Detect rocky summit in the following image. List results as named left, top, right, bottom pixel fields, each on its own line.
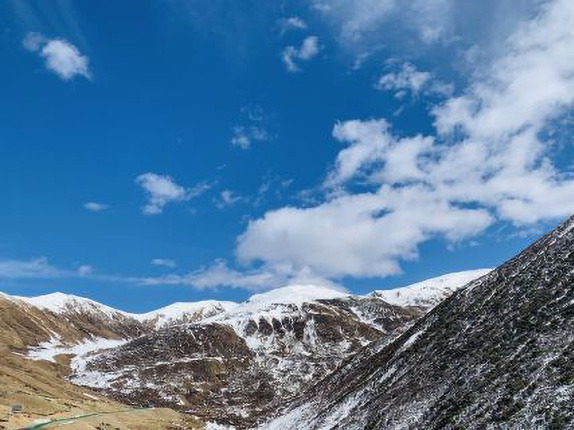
left=263, top=216, right=574, bottom=430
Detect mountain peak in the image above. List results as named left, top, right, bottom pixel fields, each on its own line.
left=247, top=284, right=351, bottom=305
left=370, top=269, right=492, bottom=308
left=13, top=291, right=128, bottom=317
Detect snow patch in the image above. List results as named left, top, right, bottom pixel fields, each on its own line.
left=206, top=423, right=237, bottom=430
left=26, top=337, right=128, bottom=363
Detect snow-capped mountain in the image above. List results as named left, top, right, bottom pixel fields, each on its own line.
left=263, top=217, right=574, bottom=430
left=1, top=269, right=487, bottom=429
left=370, top=269, right=492, bottom=309
left=133, top=300, right=239, bottom=328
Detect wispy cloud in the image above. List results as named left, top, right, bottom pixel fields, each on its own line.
left=0, top=258, right=96, bottom=280
left=151, top=258, right=177, bottom=268
left=139, top=259, right=341, bottom=292
left=282, top=36, right=322, bottom=72
left=78, top=264, right=94, bottom=276
left=215, top=190, right=244, bottom=209
left=278, top=16, right=308, bottom=35
left=23, top=32, right=91, bottom=81
left=84, top=202, right=109, bottom=212
left=231, top=126, right=270, bottom=150
left=376, top=62, right=453, bottom=99
left=136, top=173, right=211, bottom=215
left=231, top=104, right=274, bottom=150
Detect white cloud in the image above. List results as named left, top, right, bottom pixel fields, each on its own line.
left=311, top=0, right=545, bottom=59
left=311, top=0, right=452, bottom=49
left=279, top=17, right=308, bottom=35
left=78, top=265, right=94, bottom=276
left=237, top=191, right=491, bottom=278
left=0, top=257, right=66, bottom=279
left=23, top=32, right=91, bottom=80
left=135, top=173, right=210, bottom=215
left=139, top=259, right=341, bottom=291
left=151, top=258, right=177, bottom=268
left=240, top=104, right=266, bottom=122
left=326, top=119, right=435, bottom=187
left=215, top=190, right=244, bottom=209
left=84, top=202, right=109, bottom=212
left=231, top=126, right=270, bottom=150
left=236, top=0, right=574, bottom=279
left=376, top=62, right=453, bottom=98
left=282, top=36, right=322, bottom=72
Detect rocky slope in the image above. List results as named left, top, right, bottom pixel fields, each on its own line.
left=263, top=217, right=574, bottom=430
left=72, top=286, right=422, bottom=428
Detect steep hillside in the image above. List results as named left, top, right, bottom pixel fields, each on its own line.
left=263, top=217, right=574, bottom=429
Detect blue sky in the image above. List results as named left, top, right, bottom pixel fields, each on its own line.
left=1, top=0, right=573, bottom=312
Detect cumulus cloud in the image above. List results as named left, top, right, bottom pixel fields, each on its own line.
left=237, top=191, right=491, bottom=278
left=84, top=202, right=109, bottom=212
left=23, top=32, right=91, bottom=80
left=151, top=258, right=177, bottom=268
left=376, top=62, right=453, bottom=99
left=236, top=0, right=574, bottom=279
left=282, top=36, right=322, bottom=72
left=326, top=119, right=435, bottom=187
left=135, top=173, right=210, bottom=215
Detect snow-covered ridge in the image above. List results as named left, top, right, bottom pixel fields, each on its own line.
left=248, top=284, right=350, bottom=305
left=133, top=300, right=240, bottom=328
left=14, top=292, right=130, bottom=318
left=370, top=269, right=492, bottom=308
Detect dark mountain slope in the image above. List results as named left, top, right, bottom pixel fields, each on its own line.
left=264, top=217, right=574, bottom=430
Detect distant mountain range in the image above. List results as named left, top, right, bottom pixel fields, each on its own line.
left=0, top=269, right=489, bottom=428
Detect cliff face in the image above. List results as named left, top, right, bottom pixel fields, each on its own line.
left=263, top=217, right=574, bottom=430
